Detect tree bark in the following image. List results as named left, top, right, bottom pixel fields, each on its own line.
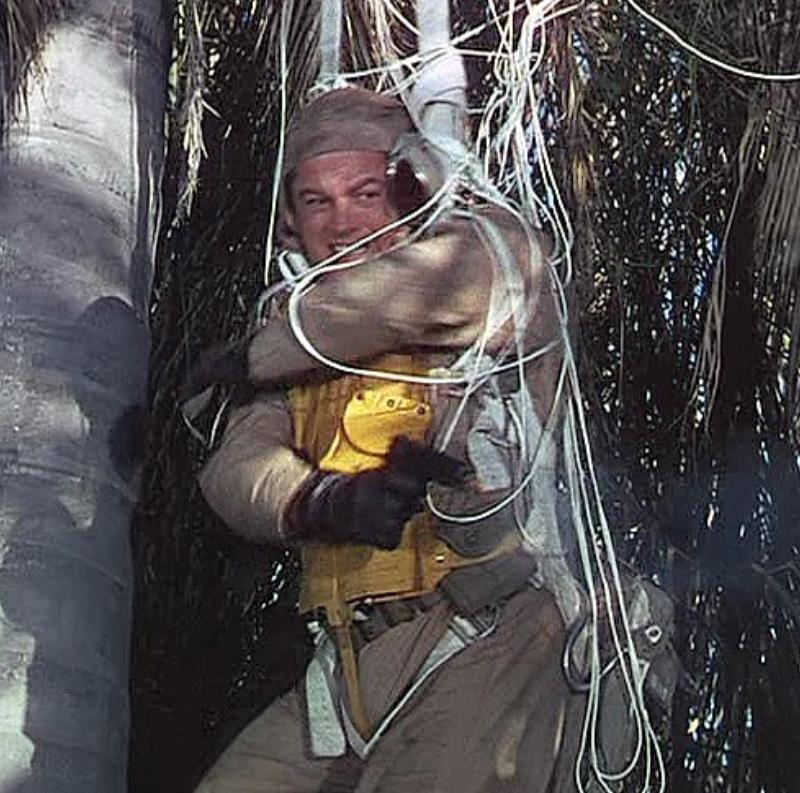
left=0, top=0, right=172, bottom=790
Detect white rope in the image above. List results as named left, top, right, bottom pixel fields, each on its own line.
left=425, top=208, right=566, bottom=526
left=364, top=0, right=410, bottom=94
left=557, top=291, right=666, bottom=792
left=261, top=0, right=291, bottom=287
left=265, top=3, right=668, bottom=790
left=628, top=0, right=800, bottom=82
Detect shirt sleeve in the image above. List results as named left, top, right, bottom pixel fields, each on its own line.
left=248, top=214, right=537, bottom=385
left=200, top=209, right=553, bottom=544
left=198, top=390, right=311, bottom=544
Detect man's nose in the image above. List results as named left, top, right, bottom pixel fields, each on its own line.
left=329, top=198, right=358, bottom=237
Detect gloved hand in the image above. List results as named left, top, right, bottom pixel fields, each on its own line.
left=178, top=337, right=251, bottom=402
left=287, top=436, right=470, bottom=550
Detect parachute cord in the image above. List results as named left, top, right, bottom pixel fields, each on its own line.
left=261, top=0, right=291, bottom=287
left=427, top=358, right=568, bottom=526
left=425, top=208, right=564, bottom=527
left=627, top=0, right=800, bottom=83
left=559, top=323, right=666, bottom=792
left=364, top=0, right=411, bottom=94
left=261, top=4, right=668, bottom=790
left=284, top=218, right=562, bottom=387
left=545, top=228, right=664, bottom=791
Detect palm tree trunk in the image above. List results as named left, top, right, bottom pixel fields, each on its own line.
left=0, top=0, right=172, bottom=790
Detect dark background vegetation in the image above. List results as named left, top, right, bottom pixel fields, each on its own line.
left=122, top=2, right=800, bottom=791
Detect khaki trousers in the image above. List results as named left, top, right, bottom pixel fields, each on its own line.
left=196, top=587, right=582, bottom=793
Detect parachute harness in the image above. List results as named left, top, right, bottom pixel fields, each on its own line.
left=263, top=2, right=666, bottom=791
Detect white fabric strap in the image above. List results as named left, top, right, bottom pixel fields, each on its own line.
left=305, top=631, right=348, bottom=757
left=417, top=0, right=450, bottom=54
left=410, top=0, right=468, bottom=164
left=319, top=0, right=343, bottom=88
left=348, top=613, right=491, bottom=759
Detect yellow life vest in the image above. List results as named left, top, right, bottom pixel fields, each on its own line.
left=288, top=354, right=517, bottom=625
left=288, top=354, right=519, bottom=738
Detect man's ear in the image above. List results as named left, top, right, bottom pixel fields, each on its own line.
left=277, top=190, right=302, bottom=252
left=283, top=204, right=296, bottom=234
left=277, top=218, right=302, bottom=253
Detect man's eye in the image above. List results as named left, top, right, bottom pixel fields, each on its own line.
left=357, top=190, right=381, bottom=202
left=304, top=196, right=327, bottom=208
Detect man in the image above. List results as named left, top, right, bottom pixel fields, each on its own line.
left=193, top=87, right=581, bottom=793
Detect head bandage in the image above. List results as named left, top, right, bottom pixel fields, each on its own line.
left=278, top=87, right=413, bottom=251
left=283, top=87, right=413, bottom=176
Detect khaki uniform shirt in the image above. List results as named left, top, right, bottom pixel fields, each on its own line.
left=199, top=209, right=561, bottom=546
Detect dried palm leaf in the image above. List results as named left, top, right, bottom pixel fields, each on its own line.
left=0, top=0, right=66, bottom=140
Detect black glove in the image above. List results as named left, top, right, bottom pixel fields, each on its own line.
left=178, top=338, right=250, bottom=402
left=288, top=436, right=470, bottom=550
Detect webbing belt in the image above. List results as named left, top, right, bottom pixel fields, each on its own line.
left=302, top=527, right=521, bottom=739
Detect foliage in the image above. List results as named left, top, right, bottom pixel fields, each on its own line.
left=0, top=0, right=67, bottom=139
left=3, top=0, right=798, bottom=790
left=0, top=0, right=787, bottom=790
left=541, top=2, right=800, bottom=790
left=130, top=3, right=313, bottom=788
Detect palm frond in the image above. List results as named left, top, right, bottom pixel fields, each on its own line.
left=752, top=82, right=800, bottom=429
left=131, top=2, right=800, bottom=791
left=0, top=0, right=66, bottom=141
left=173, top=0, right=208, bottom=221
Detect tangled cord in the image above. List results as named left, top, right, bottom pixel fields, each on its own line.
left=253, top=1, right=790, bottom=790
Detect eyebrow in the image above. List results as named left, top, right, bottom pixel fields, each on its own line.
left=296, top=176, right=386, bottom=200
left=346, top=177, right=385, bottom=192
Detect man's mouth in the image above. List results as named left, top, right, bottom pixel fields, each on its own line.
left=330, top=242, right=368, bottom=261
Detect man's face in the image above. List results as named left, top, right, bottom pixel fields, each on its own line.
left=287, top=150, right=401, bottom=264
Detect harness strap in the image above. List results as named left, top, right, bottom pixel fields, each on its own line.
left=318, top=0, right=344, bottom=90
left=331, top=618, right=372, bottom=740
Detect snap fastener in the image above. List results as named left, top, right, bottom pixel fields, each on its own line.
left=386, top=399, right=395, bottom=408
left=645, top=625, right=663, bottom=644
